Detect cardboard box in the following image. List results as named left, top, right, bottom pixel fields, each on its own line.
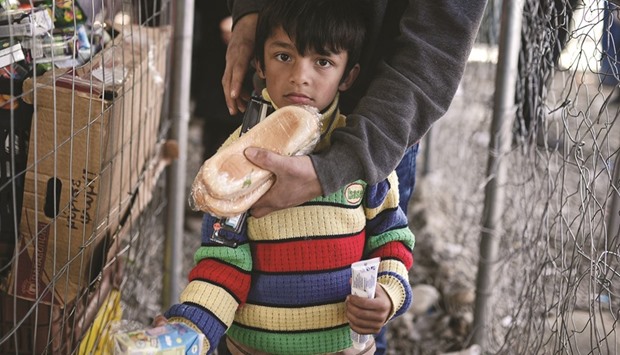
left=0, top=290, right=70, bottom=354
left=4, top=25, right=171, bottom=307
left=0, top=256, right=122, bottom=354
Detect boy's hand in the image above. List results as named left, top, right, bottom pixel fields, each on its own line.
left=244, top=148, right=323, bottom=218
left=345, top=285, right=392, bottom=335
left=152, top=315, right=169, bottom=327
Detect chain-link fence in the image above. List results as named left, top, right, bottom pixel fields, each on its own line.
left=0, top=0, right=174, bottom=353
left=392, top=0, right=620, bottom=354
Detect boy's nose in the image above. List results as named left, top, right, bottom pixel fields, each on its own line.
left=290, top=61, right=311, bottom=85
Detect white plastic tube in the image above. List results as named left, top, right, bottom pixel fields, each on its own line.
left=350, top=257, right=381, bottom=350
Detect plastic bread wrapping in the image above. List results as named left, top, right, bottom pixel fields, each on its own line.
left=190, top=105, right=322, bottom=218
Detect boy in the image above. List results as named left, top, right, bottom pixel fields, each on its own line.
left=163, top=1, right=414, bottom=353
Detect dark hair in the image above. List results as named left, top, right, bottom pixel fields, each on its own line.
left=255, top=0, right=367, bottom=74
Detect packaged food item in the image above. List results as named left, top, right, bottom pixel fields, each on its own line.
left=350, top=257, right=380, bottom=350
left=113, top=322, right=204, bottom=355
left=44, top=0, right=86, bottom=27
left=190, top=104, right=321, bottom=218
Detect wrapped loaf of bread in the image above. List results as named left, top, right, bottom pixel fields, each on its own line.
left=190, top=105, right=322, bottom=217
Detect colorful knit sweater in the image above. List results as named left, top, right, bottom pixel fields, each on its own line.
left=166, top=94, right=415, bottom=355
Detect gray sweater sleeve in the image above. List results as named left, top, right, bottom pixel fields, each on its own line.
left=227, top=0, right=266, bottom=25
left=228, top=0, right=488, bottom=194
left=311, top=0, right=488, bottom=194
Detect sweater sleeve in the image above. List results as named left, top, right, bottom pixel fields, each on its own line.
left=311, top=0, right=487, bottom=193
left=165, top=213, right=252, bottom=354
left=227, top=0, right=267, bottom=26
left=363, top=172, right=414, bottom=319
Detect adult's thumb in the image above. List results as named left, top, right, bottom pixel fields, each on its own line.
left=244, top=147, right=283, bottom=171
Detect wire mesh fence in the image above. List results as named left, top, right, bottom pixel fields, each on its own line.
left=0, top=0, right=173, bottom=353
left=395, top=0, right=620, bottom=354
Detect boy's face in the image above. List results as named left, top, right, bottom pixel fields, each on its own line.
left=256, top=27, right=359, bottom=111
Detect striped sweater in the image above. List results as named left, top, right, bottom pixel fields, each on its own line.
left=166, top=94, right=415, bottom=354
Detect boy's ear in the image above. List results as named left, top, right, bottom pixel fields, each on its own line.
left=338, top=64, right=360, bottom=91
left=255, top=58, right=266, bottom=79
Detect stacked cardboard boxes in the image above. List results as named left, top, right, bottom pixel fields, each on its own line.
left=4, top=24, right=170, bottom=309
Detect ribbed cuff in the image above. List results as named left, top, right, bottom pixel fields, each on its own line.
left=378, top=271, right=412, bottom=319
left=165, top=304, right=228, bottom=354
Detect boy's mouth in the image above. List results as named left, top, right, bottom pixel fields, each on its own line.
left=285, top=93, right=313, bottom=105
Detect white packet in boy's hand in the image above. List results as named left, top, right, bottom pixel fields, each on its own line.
left=350, top=257, right=381, bottom=350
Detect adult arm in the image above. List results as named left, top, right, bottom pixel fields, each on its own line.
left=312, top=0, right=488, bottom=193
left=222, top=0, right=266, bottom=115
left=227, top=0, right=488, bottom=217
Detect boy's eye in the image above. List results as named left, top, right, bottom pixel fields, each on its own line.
left=316, top=59, right=333, bottom=68
left=275, top=53, right=291, bottom=62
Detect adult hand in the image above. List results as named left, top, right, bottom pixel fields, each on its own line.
left=222, top=13, right=258, bottom=115
left=244, top=147, right=323, bottom=218
left=345, top=285, right=392, bottom=335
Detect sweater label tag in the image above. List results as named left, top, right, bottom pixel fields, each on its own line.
left=344, top=182, right=364, bottom=205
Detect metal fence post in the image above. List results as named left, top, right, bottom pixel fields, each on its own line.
left=164, top=0, right=194, bottom=309
left=608, top=152, right=620, bottom=248
left=472, top=0, right=524, bottom=348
